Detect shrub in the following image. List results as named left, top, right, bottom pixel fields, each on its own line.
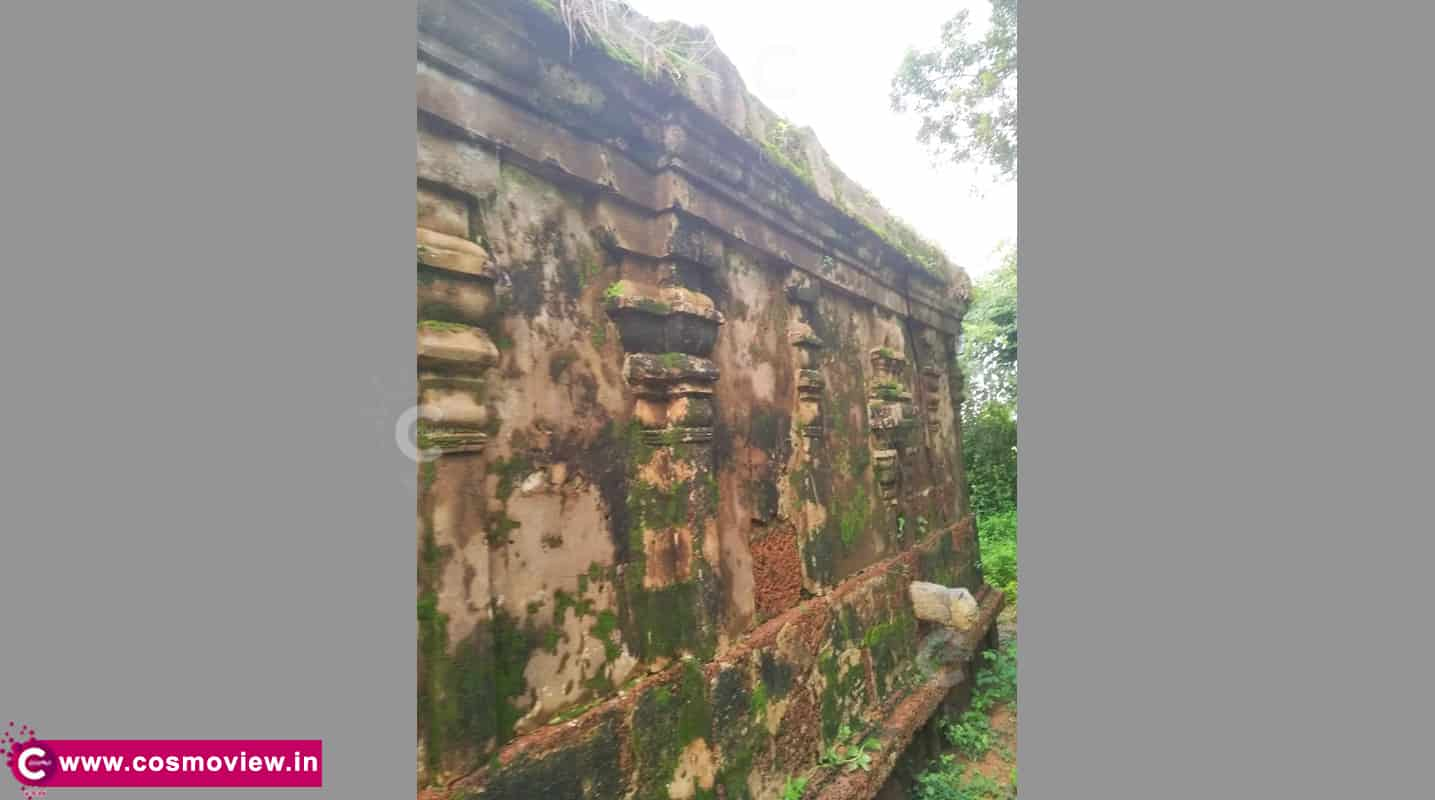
left=976, top=509, right=1016, bottom=599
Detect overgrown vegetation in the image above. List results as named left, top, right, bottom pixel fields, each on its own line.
left=915, top=755, right=1013, bottom=800
left=550, top=0, right=717, bottom=84
left=819, top=723, right=882, bottom=773
left=916, top=644, right=1018, bottom=799
left=959, top=246, right=1016, bottom=413
left=960, top=246, right=1017, bottom=601
left=761, top=117, right=816, bottom=189
left=780, top=774, right=809, bottom=800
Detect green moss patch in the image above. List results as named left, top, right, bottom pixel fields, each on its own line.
left=631, top=659, right=713, bottom=800
left=474, top=715, right=626, bottom=800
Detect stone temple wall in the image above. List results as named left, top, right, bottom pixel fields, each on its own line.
left=415, top=2, right=1003, bottom=797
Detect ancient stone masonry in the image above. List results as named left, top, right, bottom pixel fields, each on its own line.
left=415, top=1, right=1001, bottom=798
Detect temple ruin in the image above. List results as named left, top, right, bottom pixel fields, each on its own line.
left=416, top=1, right=1004, bottom=797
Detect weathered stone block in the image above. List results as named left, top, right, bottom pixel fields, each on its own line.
left=416, top=185, right=468, bottom=238
left=417, top=126, right=498, bottom=200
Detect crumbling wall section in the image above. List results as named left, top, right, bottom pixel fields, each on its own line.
left=415, top=2, right=1000, bottom=797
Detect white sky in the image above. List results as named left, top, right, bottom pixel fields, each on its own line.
left=623, top=0, right=1016, bottom=277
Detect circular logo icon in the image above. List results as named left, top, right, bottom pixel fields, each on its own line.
left=10, top=741, right=57, bottom=786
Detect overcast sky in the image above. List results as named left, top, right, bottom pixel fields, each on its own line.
left=623, top=0, right=1016, bottom=278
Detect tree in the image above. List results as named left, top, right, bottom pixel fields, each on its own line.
left=959, top=248, right=1018, bottom=594
left=890, top=0, right=1017, bottom=179
left=959, top=244, right=1017, bottom=416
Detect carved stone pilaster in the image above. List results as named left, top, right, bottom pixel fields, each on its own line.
left=417, top=225, right=500, bottom=456
left=604, top=275, right=724, bottom=447
left=785, top=273, right=825, bottom=444
left=921, top=366, right=943, bottom=434
left=868, top=346, right=919, bottom=505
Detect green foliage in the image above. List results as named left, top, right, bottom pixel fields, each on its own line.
left=762, top=117, right=815, bottom=188
left=819, top=724, right=881, bottom=773
left=915, top=756, right=1009, bottom=800
left=975, top=509, right=1016, bottom=600
left=960, top=246, right=1017, bottom=599
left=891, top=0, right=1017, bottom=179
left=960, top=246, right=1017, bottom=414
left=553, top=0, right=717, bottom=84
left=780, top=775, right=809, bottom=800
left=938, top=641, right=1017, bottom=761
left=974, top=645, right=1017, bottom=708
left=963, top=402, right=1015, bottom=518
left=941, top=709, right=992, bottom=759
left=917, top=645, right=1017, bottom=798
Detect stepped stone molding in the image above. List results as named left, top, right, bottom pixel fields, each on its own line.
left=417, top=222, right=502, bottom=456
left=786, top=272, right=826, bottom=444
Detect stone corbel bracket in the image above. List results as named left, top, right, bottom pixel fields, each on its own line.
left=604, top=280, right=724, bottom=355
left=417, top=225, right=500, bottom=455
left=785, top=272, right=826, bottom=442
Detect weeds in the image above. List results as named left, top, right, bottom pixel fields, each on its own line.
left=915, top=756, right=1011, bottom=800
left=820, top=724, right=881, bottom=773
left=918, top=642, right=1017, bottom=796
left=780, top=774, right=809, bottom=800
left=942, top=709, right=993, bottom=759
left=555, top=0, right=716, bottom=83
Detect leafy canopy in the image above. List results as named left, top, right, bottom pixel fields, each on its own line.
left=891, top=0, right=1017, bottom=178
left=959, top=245, right=1017, bottom=415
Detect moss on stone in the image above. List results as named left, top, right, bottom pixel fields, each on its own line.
left=836, top=486, right=872, bottom=549
left=542, top=626, right=563, bottom=654
left=818, top=650, right=842, bottom=742
left=635, top=297, right=672, bottom=315
left=749, top=407, right=787, bottom=453
left=874, top=380, right=905, bottom=401
left=626, top=477, right=692, bottom=548
left=493, top=453, right=533, bottom=501
left=419, top=598, right=541, bottom=784
left=474, top=715, right=626, bottom=799
left=759, top=650, right=794, bottom=699
left=617, top=570, right=715, bottom=663
left=817, top=649, right=870, bottom=745
left=553, top=588, right=595, bottom=627
left=419, top=319, right=476, bottom=334
left=591, top=609, right=621, bottom=662
left=630, top=659, right=713, bottom=800
left=761, top=117, right=815, bottom=190
left=749, top=680, right=768, bottom=719
left=486, top=512, right=521, bottom=547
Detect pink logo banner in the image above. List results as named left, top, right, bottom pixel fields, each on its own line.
left=6, top=738, right=322, bottom=790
